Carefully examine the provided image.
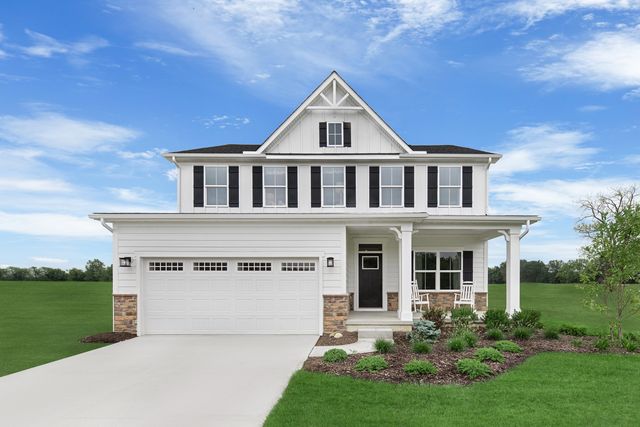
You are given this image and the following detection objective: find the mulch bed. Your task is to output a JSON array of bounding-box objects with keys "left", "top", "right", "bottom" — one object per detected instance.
[
  {"left": 316, "top": 332, "right": 359, "bottom": 346},
  {"left": 81, "top": 332, "right": 137, "bottom": 344},
  {"left": 305, "top": 331, "right": 636, "bottom": 385}
]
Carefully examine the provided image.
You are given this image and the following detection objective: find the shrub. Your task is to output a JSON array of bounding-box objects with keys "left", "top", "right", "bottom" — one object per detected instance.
[
  {"left": 482, "top": 309, "right": 511, "bottom": 331},
  {"left": 543, "top": 327, "right": 559, "bottom": 340},
  {"left": 374, "top": 339, "right": 395, "bottom": 354},
  {"left": 323, "top": 348, "right": 348, "bottom": 363},
  {"left": 409, "top": 319, "right": 441, "bottom": 343},
  {"left": 355, "top": 355, "right": 388, "bottom": 372},
  {"left": 485, "top": 328, "right": 505, "bottom": 341},
  {"left": 571, "top": 338, "right": 583, "bottom": 348},
  {"left": 475, "top": 347, "right": 505, "bottom": 363},
  {"left": 493, "top": 340, "right": 523, "bottom": 353},
  {"left": 623, "top": 332, "right": 639, "bottom": 343},
  {"left": 622, "top": 338, "right": 638, "bottom": 352},
  {"left": 456, "top": 358, "right": 492, "bottom": 379},
  {"left": 559, "top": 324, "right": 587, "bottom": 337},
  {"left": 510, "top": 309, "right": 542, "bottom": 329},
  {"left": 513, "top": 327, "right": 533, "bottom": 340},
  {"left": 447, "top": 337, "right": 466, "bottom": 352},
  {"left": 594, "top": 336, "right": 610, "bottom": 352},
  {"left": 457, "top": 330, "right": 478, "bottom": 347},
  {"left": 403, "top": 359, "right": 438, "bottom": 375},
  {"left": 412, "top": 340, "right": 432, "bottom": 354},
  {"left": 451, "top": 307, "right": 478, "bottom": 333},
  {"left": 422, "top": 307, "right": 446, "bottom": 330}
]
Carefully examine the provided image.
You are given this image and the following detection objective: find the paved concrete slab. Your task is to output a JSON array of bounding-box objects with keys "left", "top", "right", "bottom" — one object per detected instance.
[{"left": 0, "top": 335, "right": 316, "bottom": 427}]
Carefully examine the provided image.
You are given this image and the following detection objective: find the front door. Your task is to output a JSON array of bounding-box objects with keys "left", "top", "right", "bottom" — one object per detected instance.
[{"left": 358, "top": 253, "right": 383, "bottom": 308}]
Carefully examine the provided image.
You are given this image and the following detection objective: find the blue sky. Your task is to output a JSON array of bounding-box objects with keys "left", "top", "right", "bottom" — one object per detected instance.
[{"left": 0, "top": 0, "right": 638, "bottom": 268}]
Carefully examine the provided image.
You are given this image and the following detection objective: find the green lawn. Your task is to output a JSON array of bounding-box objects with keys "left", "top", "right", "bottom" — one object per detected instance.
[
  {"left": 489, "top": 283, "right": 640, "bottom": 335},
  {"left": 266, "top": 353, "right": 640, "bottom": 426},
  {"left": 0, "top": 281, "right": 112, "bottom": 377}
]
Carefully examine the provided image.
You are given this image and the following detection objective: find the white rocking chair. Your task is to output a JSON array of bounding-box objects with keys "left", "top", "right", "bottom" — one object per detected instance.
[
  {"left": 411, "top": 280, "right": 430, "bottom": 312},
  {"left": 454, "top": 281, "right": 475, "bottom": 310}
]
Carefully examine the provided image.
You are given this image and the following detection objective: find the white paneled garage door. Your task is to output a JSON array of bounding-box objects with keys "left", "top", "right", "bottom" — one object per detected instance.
[{"left": 142, "top": 258, "right": 320, "bottom": 334}]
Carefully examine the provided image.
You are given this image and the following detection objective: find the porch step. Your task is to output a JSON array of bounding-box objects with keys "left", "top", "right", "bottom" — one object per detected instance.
[
  {"left": 345, "top": 311, "right": 413, "bottom": 332},
  {"left": 357, "top": 328, "right": 394, "bottom": 341}
]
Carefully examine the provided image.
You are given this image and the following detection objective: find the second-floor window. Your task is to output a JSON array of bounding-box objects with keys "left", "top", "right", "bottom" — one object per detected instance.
[
  {"left": 439, "top": 166, "right": 461, "bottom": 207},
  {"left": 264, "top": 166, "right": 287, "bottom": 207},
  {"left": 380, "top": 166, "right": 403, "bottom": 207},
  {"left": 327, "top": 122, "right": 343, "bottom": 147},
  {"left": 322, "top": 166, "right": 345, "bottom": 207},
  {"left": 205, "top": 166, "right": 228, "bottom": 206}
]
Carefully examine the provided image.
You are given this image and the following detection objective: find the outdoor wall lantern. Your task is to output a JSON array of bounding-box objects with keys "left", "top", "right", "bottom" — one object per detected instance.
[
  {"left": 326, "top": 257, "right": 335, "bottom": 268},
  {"left": 119, "top": 257, "right": 132, "bottom": 268}
]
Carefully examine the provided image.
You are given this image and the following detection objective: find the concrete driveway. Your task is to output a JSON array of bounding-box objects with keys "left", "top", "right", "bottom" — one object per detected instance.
[{"left": 0, "top": 335, "right": 316, "bottom": 427}]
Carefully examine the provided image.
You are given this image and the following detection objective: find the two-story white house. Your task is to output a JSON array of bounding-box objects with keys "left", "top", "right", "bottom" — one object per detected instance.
[{"left": 91, "top": 72, "right": 539, "bottom": 336}]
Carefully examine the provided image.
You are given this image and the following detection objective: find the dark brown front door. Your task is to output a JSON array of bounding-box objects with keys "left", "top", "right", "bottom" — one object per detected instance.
[{"left": 358, "top": 253, "right": 383, "bottom": 308}]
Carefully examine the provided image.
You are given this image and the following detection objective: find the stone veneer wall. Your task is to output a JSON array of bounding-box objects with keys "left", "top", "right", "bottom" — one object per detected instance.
[
  {"left": 323, "top": 294, "right": 350, "bottom": 334},
  {"left": 113, "top": 294, "right": 137, "bottom": 334},
  {"left": 387, "top": 292, "right": 398, "bottom": 311},
  {"left": 427, "top": 292, "right": 488, "bottom": 311}
]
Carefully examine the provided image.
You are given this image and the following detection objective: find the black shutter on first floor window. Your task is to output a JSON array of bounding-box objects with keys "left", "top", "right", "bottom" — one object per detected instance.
[
  {"left": 228, "top": 166, "right": 239, "bottom": 207},
  {"left": 343, "top": 122, "right": 351, "bottom": 147},
  {"left": 345, "top": 166, "right": 356, "bottom": 207},
  {"left": 463, "top": 251, "right": 473, "bottom": 282},
  {"left": 427, "top": 166, "right": 438, "bottom": 207},
  {"left": 252, "top": 166, "right": 263, "bottom": 207},
  {"left": 319, "top": 122, "right": 327, "bottom": 147},
  {"left": 193, "top": 165, "right": 204, "bottom": 207},
  {"left": 462, "top": 166, "right": 473, "bottom": 208},
  {"left": 369, "top": 166, "right": 379, "bottom": 208},
  {"left": 404, "top": 166, "right": 414, "bottom": 207},
  {"left": 287, "top": 166, "right": 298, "bottom": 208},
  {"left": 311, "top": 166, "right": 321, "bottom": 207}
]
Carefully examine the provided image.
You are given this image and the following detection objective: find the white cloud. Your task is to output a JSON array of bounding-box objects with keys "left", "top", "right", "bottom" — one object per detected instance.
[
  {"left": 578, "top": 104, "right": 607, "bottom": 112},
  {"left": 165, "top": 168, "right": 179, "bottom": 181},
  {"left": 0, "top": 178, "right": 73, "bottom": 192},
  {"left": 0, "top": 112, "right": 139, "bottom": 153},
  {"left": 0, "top": 211, "right": 110, "bottom": 238},
  {"left": 19, "top": 29, "right": 108, "bottom": 58},
  {"left": 521, "top": 28, "right": 640, "bottom": 91},
  {"left": 501, "top": 0, "right": 640, "bottom": 26},
  {"left": 108, "top": 187, "right": 156, "bottom": 203},
  {"left": 197, "top": 114, "right": 250, "bottom": 129},
  {"left": 117, "top": 148, "right": 166, "bottom": 160},
  {"left": 31, "top": 256, "right": 68, "bottom": 264},
  {"left": 134, "top": 41, "right": 198, "bottom": 57},
  {"left": 491, "top": 124, "right": 598, "bottom": 176},
  {"left": 623, "top": 87, "right": 640, "bottom": 99}
]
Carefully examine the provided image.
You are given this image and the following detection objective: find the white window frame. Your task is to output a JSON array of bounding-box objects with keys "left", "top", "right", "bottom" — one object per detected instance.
[
  {"left": 361, "top": 255, "right": 380, "bottom": 270},
  {"left": 263, "top": 166, "right": 287, "bottom": 208},
  {"left": 413, "top": 250, "right": 463, "bottom": 291},
  {"left": 327, "top": 122, "right": 343, "bottom": 147},
  {"left": 379, "top": 165, "right": 404, "bottom": 207},
  {"left": 204, "top": 165, "right": 229, "bottom": 207},
  {"left": 321, "top": 165, "right": 346, "bottom": 208},
  {"left": 437, "top": 166, "right": 462, "bottom": 208}
]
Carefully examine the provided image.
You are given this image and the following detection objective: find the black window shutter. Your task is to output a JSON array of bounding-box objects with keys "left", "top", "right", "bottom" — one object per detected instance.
[
  {"left": 311, "top": 166, "right": 321, "bottom": 207},
  {"left": 369, "top": 166, "right": 379, "bottom": 207},
  {"left": 252, "top": 166, "right": 263, "bottom": 207},
  {"left": 228, "top": 166, "right": 239, "bottom": 207},
  {"left": 287, "top": 166, "right": 298, "bottom": 208},
  {"left": 346, "top": 166, "right": 356, "bottom": 207},
  {"left": 427, "top": 166, "right": 438, "bottom": 208},
  {"left": 462, "top": 166, "right": 473, "bottom": 208},
  {"left": 193, "top": 165, "right": 204, "bottom": 207},
  {"left": 404, "top": 166, "right": 414, "bottom": 208},
  {"left": 319, "top": 122, "right": 327, "bottom": 147},
  {"left": 463, "top": 251, "right": 473, "bottom": 282},
  {"left": 343, "top": 122, "right": 351, "bottom": 147}
]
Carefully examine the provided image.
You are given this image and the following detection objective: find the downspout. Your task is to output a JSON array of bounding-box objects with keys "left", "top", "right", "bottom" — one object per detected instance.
[
  {"left": 100, "top": 218, "right": 113, "bottom": 233},
  {"left": 519, "top": 220, "right": 531, "bottom": 240},
  {"left": 168, "top": 155, "right": 180, "bottom": 212},
  {"left": 486, "top": 157, "right": 492, "bottom": 215}
]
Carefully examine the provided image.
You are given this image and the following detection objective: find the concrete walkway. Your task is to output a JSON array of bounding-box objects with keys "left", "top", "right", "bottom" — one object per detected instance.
[{"left": 0, "top": 335, "right": 317, "bottom": 427}]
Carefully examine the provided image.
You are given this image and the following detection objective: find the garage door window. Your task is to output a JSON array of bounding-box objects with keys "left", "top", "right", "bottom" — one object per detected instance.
[
  {"left": 282, "top": 262, "right": 316, "bottom": 272},
  {"left": 237, "top": 262, "right": 272, "bottom": 272},
  {"left": 149, "top": 261, "right": 183, "bottom": 271},
  {"left": 193, "top": 261, "right": 228, "bottom": 271}
]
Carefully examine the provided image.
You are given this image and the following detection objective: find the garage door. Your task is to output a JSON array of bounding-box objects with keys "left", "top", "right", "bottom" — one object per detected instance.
[{"left": 142, "top": 258, "right": 320, "bottom": 334}]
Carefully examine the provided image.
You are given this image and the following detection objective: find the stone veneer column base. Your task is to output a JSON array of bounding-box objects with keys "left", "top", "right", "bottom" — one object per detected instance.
[
  {"left": 323, "top": 294, "right": 350, "bottom": 334},
  {"left": 114, "top": 294, "right": 137, "bottom": 334},
  {"left": 427, "top": 292, "right": 488, "bottom": 311},
  {"left": 387, "top": 292, "right": 398, "bottom": 311}
]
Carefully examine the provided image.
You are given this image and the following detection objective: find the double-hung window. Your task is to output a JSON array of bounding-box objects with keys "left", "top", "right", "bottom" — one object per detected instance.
[
  {"left": 438, "top": 166, "right": 462, "bottom": 207},
  {"left": 263, "top": 166, "right": 287, "bottom": 207},
  {"left": 205, "top": 166, "right": 228, "bottom": 206},
  {"left": 327, "top": 122, "right": 343, "bottom": 147},
  {"left": 414, "top": 251, "right": 462, "bottom": 290},
  {"left": 322, "top": 166, "right": 345, "bottom": 207},
  {"left": 380, "top": 166, "right": 403, "bottom": 207}
]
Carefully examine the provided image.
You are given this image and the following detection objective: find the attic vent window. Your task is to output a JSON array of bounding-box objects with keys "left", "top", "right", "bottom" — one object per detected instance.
[{"left": 327, "top": 122, "right": 343, "bottom": 147}]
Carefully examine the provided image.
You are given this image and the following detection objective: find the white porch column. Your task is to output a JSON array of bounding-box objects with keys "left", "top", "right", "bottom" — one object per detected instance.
[
  {"left": 399, "top": 223, "right": 413, "bottom": 321},
  {"left": 505, "top": 229, "right": 521, "bottom": 314}
]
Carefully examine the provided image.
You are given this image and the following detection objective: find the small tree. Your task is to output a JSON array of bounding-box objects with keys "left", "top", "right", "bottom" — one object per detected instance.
[
  {"left": 84, "top": 259, "right": 107, "bottom": 282},
  {"left": 576, "top": 186, "right": 640, "bottom": 340}
]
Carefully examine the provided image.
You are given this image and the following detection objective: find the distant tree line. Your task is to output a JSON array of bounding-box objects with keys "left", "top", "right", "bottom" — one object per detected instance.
[
  {"left": 0, "top": 259, "right": 112, "bottom": 282},
  {"left": 488, "top": 259, "right": 588, "bottom": 284}
]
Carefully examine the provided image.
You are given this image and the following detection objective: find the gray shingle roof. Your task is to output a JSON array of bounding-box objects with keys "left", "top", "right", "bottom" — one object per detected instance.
[{"left": 173, "top": 144, "right": 494, "bottom": 155}]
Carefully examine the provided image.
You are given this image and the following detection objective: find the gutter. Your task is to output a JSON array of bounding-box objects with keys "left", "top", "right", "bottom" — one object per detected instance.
[{"left": 99, "top": 218, "right": 113, "bottom": 233}]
